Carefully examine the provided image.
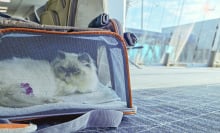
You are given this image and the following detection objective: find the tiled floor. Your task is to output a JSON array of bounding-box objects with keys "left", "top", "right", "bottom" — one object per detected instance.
[
  {"left": 79, "top": 67, "right": 220, "bottom": 133},
  {"left": 79, "top": 85, "right": 220, "bottom": 133}
]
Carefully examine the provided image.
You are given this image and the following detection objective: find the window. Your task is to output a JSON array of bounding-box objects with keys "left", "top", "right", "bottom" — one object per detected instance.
[{"left": 126, "top": 0, "right": 220, "bottom": 66}]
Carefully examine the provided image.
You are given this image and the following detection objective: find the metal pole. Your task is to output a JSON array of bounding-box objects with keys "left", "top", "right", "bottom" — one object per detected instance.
[{"left": 141, "top": 0, "right": 143, "bottom": 29}]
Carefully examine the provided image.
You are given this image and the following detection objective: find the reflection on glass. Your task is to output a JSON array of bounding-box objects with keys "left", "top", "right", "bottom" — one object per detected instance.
[{"left": 126, "top": 0, "right": 220, "bottom": 66}]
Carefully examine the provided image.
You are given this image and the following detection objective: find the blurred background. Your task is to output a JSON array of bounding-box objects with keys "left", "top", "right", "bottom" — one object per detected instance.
[
  {"left": 126, "top": 0, "right": 220, "bottom": 67},
  {"left": 1, "top": 0, "right": 219, "bottom": 68}
]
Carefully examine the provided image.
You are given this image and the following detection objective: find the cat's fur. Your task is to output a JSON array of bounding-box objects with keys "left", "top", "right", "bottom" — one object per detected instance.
[
  {"left": 52, "top": 52, "right": 99, "bottom": 95},
  {"left": 0, "top": 52, "right": 99, "bottom": 108}
]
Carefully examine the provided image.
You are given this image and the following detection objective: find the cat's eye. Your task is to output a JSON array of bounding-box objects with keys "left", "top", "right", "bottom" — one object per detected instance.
[{"left": 85, "top": 63, "right": 90, "bottom": 68}]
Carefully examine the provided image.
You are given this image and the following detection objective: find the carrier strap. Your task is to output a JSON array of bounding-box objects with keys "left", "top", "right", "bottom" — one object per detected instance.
[
  {"left": 36, "top": 110, "right": 123, "bottom": 133},
  {"left": 88, "top": 13, "right": 138, "bottom": 47},
  {"left": 88, "top": 13, "right": 109, "bottom": 28},
  {"left": 124, "top": 32, "right": 138, "bottom": 46}
]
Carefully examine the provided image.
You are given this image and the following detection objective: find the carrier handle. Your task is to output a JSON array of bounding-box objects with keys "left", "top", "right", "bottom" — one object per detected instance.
[
  {"left": 36, "top": 110, "right": 123, "bottom": 133},
  {"left": 88, "top": 14, "right": 138, "bottom": 46}
]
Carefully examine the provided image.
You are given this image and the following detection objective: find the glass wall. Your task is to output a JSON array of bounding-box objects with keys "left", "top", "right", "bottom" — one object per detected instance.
[{"left": 126, "top": 0, "right": 220, "bottom": 66}]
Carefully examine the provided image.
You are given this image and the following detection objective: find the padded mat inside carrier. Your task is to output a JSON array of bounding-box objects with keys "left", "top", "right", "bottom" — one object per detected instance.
[{"left": 0, "top": 82, "right": 124, "bottom": 116}]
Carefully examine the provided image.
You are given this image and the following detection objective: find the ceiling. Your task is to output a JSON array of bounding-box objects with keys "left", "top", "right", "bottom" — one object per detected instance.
[{"left": 0, "top": 0, "right": 47, "bottom": 18}]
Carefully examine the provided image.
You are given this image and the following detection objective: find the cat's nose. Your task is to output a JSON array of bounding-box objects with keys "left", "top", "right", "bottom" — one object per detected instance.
[{"left": 65, "top": 67, "right": 80, "bottom": 76}]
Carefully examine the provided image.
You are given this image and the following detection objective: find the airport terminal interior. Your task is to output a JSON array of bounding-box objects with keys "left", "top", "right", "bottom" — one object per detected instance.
[{"left": 0, "top": 0, "right": 220, "bottom": 132}]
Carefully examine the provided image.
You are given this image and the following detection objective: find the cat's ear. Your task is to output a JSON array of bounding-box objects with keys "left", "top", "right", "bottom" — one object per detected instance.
[
  {"left": 78, "top": 53, "right": 91, "bottom": 64},
  {"left": 57, "top": 51, "right": 66, "bottom": 59}
]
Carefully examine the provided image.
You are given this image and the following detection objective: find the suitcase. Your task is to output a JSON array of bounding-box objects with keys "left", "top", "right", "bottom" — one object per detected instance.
[{"left": 40, "top": 0, "right": 108, "bottom": 28}]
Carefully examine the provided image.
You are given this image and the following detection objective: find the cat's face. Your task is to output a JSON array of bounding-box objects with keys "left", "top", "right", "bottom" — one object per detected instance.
[{"left": 51, "top": 51, "right": 96, "bottom": 82}]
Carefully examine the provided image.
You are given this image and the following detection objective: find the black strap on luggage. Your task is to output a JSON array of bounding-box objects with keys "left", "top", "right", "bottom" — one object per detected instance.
[{"left": 88, "top": 13, "right": 138, "bottom": 46}]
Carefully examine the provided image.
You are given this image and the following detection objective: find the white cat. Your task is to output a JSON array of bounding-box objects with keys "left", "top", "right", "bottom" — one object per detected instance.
[
  {"left": 52, "top": 51, "right": 99, "bottom": 95},
  {"left": 0, "top": 52, "right": 99, "bottom": 108}
]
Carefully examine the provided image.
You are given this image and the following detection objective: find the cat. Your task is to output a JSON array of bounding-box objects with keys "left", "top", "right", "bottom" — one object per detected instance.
[
  {"left": 0, "top": 51, "right": 99, "bottom": 108},
  {"left": 0, "top": 58, "right": 58, "bottom": 107},
  {"left": 52, "top": 51, "right": 99, "bottom": 95}
]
